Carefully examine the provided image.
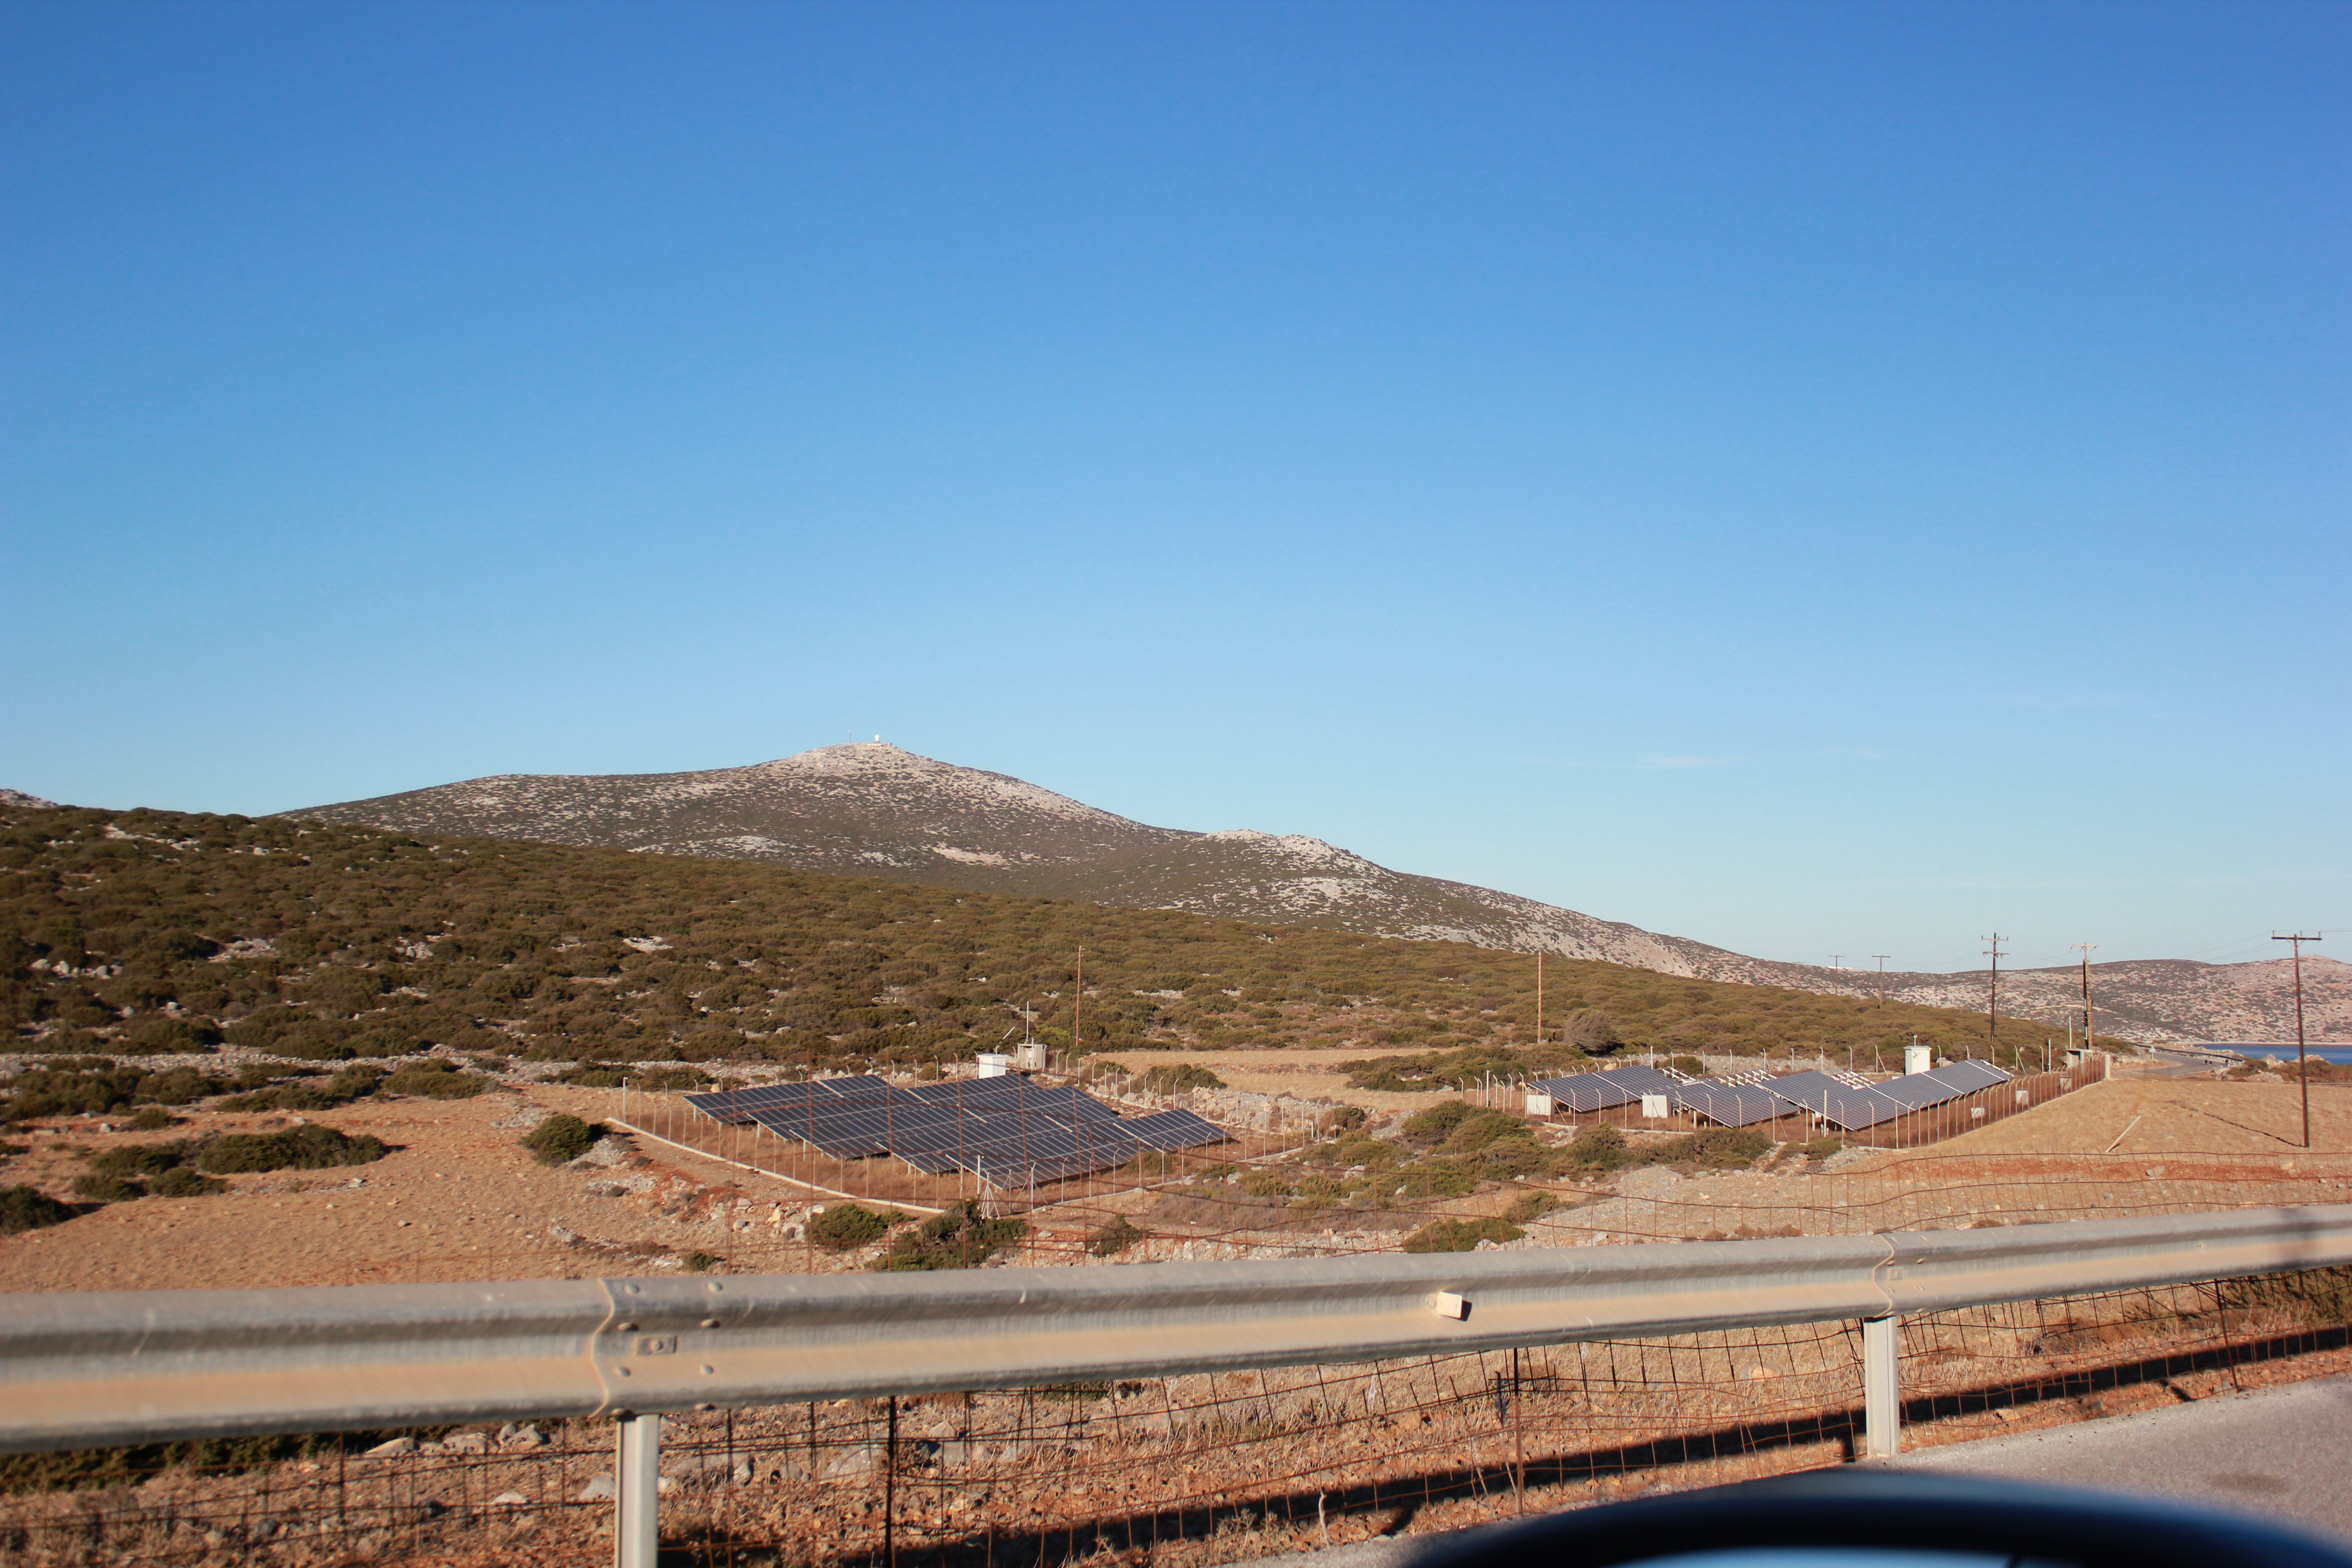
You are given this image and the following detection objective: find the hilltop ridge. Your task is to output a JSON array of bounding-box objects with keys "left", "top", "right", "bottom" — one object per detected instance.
[{"left": 288, "top": 744, "right": 2348, "bottom": 1044}]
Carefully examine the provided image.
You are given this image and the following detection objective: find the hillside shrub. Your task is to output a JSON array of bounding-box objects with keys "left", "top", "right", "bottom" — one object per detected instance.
[
  {"left": 193, "top": 1126, "right": 387, "bottom": 1175},
  {"left": 1558, "top": 1125, "right": 1636, "bottom": 1176},
  {"left": 1668, "top": 1055, "right": 1705, "bottom": 1077},
  {"left": 1085, "top": 1215, "right": 1145, "bottom": 1257},
  {"left": 380, "top": 1060, "right": 490, "bottom": 1100},
  {"left": 875, "top": 1200, "right": 1027, "bottom": 1271},
  {"left": 120, "top": 1018, "right": 223, "bottom": 1055},
  {"left": 1132, "top": 1063, "right": 1225, "bottom": 1094},
  {"left": 1402, "top": 1215, "right": 1523, "bottom": 1253},
  {"left": 151, "top": 1166, "right": 226, "bottom": 1198},
  {"left": 0, "top": 1186, "right": 75, "bottom": 1233},
  {"left": 522, "top": 1114, "right": 605, "bottom": 1166},
  {"left": 1401, "top": 1102, "right": 1473, "bottom": 1142},
  {"left": 809, "top": 1202, "right": 897, "bottom": 1253}
]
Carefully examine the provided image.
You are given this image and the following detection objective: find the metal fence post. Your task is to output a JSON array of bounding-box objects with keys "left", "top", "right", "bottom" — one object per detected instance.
[
  {"left": 615, "top": 1411, "right": 660, "bottom": 1568},
  {"left": 1862, "top": 1315, "right": 1900, "bottom": 1459}
]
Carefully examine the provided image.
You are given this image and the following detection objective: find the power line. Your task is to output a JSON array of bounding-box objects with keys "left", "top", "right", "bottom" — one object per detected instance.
[
  {"left": 2274, "top": 932, "right": 2323, "bottom": 1150},
  {"left": 1981, "top": 933, "right": 2008, "bottom": 1045},
  {"left": 2071, "top": 943, "right": 2097, "bottom": 1056}
]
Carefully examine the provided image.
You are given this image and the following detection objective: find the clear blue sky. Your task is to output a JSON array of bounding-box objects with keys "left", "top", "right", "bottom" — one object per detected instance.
[{"left": 4, "top": 0, "right": 2344, "bottom": 975}]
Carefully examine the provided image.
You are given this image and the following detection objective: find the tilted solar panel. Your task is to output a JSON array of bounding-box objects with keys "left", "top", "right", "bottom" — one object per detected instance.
[
  {"left": 1808, "top": 1088, "right": 1906, "bottom": 1132},
  {"left": 684, "top": 1081, "right": 838, "bottom": 1122},
  {"left": 1872, "top": 1073, "right": 1962, "bottom": 1111},
  {"left": 1120, "top": 1109, "right": 1228, "bottom": 1152},
  {"left": 1759, "top": 1072, "right": 1907, "bottom": 1131},
  {"left": 1671, "top": 1081, "right": 1791, "bottom": 1127},
  {"left": 1927, "top": 1058, "right": 2011, "bottom": 1092}
]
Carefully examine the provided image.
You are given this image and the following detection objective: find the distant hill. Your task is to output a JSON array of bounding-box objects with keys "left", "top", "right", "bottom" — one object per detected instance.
[{"left": 291, "top": 743, "right": 2347, "bottom": 1044}]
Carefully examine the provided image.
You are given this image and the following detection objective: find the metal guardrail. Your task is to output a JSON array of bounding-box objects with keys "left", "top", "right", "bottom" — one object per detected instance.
[{"left": 4, "top": 1204, "right": 2349, "bottom": 1566}]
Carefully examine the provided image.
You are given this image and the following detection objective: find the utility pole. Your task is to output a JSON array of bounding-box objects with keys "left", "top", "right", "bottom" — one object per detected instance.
[
  {"left": 1982, "top": 934, "right": 2007, "bottom": 1045},
  {"left": 1535, "top": 952, "right": 1544, "bottom": 1050},
  {"left": 1872, "top": 955, "right": 1890, "bottom": 1007},
  {"left": 1830, "top": 954, "right": 1843, "bottom": 971},
  {"left": 2071, "top": 943, "right": 2097, "bottom": 1058},
  {"left": 2274, "top": 933, "right": 2322, "bottom": 1150}
]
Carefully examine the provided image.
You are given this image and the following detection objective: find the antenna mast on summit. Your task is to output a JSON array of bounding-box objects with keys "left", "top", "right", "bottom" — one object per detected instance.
[{"left": 1871, "top": 956, "right": 1890, "bottom": 1008}]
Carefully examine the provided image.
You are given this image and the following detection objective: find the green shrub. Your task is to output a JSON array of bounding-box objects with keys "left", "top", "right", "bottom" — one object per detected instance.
[
  {"left": 874, "top": 1200, "right": 1027, "bottom": 1271},
  {"left": 1402, "top": 1215, "right": 1524, "bottom": 1253},
  {"left": 84, "top": 1143, "right": 188, "bottom": 1181},
  {"left": 193, "top": 1125, "right": 387, "bottom": 1174},
  {"left": 1504, "top": 1191, "right": 1559, "bottom": 1224},
  {"left": 1690, "top": 1127, "right": 1771, "bottom": 1169},
  {"left": 71, "top": 1172, "right": 143, "bottom": 1202},
  {"left": 1133, "top": 1063, "right": 1225, "bottom": 1094},
  {"left": 1401, "top": 1101, "right": 1473, "bottom": 1142},
  {"left": 128, "top": 1106, "right": 177, "bottom": 1131},
  {"left": 809, "top": 1202, "right": 897, "bottom": 1253},
  {"left": 1558, "top": 1125, "right": 1635, "bottom": 1175},
  {"left": 120, "top": 1018, "right": 222, "bottom": 1055},
  {"left": 1388, "top": 1158, "right": 1478, "bottom": 1199},
  {"left": 681, "top": 1251, "right": 720, "bottom": 1274},
  {"left": 380, "top": 1060, "right": 490, "bottom": 1099},
  {"left": 151, "top": 1166, "right": 225, "bottom": 1198},
  {"left": 1085, "top": 1215, "right": 1145, "bottom": 1257},
  {"left": 0, "top": 1186, "right": 76, "bottom": 1233},
  {"left": 1668, "top": 1055, "right": 1706, "bottom": 1078},
  {"left": 522, "top": 1114, "right": 604, "bottom": 1166},
  {"left": 66, "top": 1144, "right": 225, "bottom": 1200},
  {"left": 1793, "top": 1136, "right": 1842, "bottom": 1161}
]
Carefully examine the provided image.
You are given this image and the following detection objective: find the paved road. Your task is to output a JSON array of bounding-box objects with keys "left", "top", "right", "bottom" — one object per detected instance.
[
  {"left": 1885, "top": 1374, "right": 2352, "bottom": 1541},
  {"left": 1225, "top": 1376, "right": 2352, "bottom": 1567}
]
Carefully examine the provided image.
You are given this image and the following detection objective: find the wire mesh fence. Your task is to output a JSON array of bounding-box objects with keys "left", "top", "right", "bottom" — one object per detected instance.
[{"left": 5, "top": 1263, "right": 2347, "bottom": 1568}]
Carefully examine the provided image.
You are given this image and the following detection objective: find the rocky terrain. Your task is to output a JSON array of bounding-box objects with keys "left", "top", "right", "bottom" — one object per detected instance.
[{"left": 272, "top": 742, "right": 2346, "bottom": 1046}]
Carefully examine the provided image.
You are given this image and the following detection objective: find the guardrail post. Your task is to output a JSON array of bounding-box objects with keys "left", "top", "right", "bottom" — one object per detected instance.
[
  {"left": 1862, "top": 1314, "right": 1900, "bottom": 1459},
  {"left": 616, "top": 1411, "right": 660, "bottom": 1568}
]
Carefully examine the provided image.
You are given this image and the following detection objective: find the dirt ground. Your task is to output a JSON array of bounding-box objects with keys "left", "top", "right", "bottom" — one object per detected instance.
[
  {"left": 1934, "top": 1067, "right": 2352, "bottom": 1159},
  {"left": 4, "top": 1060, "right": 2346, "bottom": 1297},
  {"left": 0, "top": 1082, "right": 832, "bottom": 1294}
]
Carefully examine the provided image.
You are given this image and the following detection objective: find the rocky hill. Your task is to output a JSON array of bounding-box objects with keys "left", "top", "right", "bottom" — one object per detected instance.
[{"left": 289, "top": 744, "right": 2346, "bottom": 1044}]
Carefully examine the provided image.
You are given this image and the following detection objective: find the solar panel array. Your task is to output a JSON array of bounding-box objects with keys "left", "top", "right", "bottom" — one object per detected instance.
[
  {"left": 1527, "top": 1063, "right": 1689, "bottom": 1112},
  {"left": 1668, "top": 1080, "right": 1790, "bottom": 1127},
  {"left": 1750, "top": 1070, "right": 1907, "bottom": 1132},
  {"left": 1529, "top": 1058, "right": 2014, "bottom": 1132},
  {"left": 681, "top": 1073, "right": 1227, "bottom": 1190}
]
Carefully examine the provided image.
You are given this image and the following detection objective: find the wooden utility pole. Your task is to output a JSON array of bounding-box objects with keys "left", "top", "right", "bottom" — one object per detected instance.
[
  {"left": 2274, "top": 933, "right": 2322, "bottom": 1149},
  {"left": 1871, "top": 955, "right": 1890, "bottom": 1007},
  {"left": 2071, "top": 943, "right": 2097, "bottom": 1057},
  {"left": 1074, "top": 947, "right": 1083, "bottom": 1062},
  {"left": 1535, "top": 952, "right": 1544, "bottom": 1049},
  {"left": 1982, "top": 934, "right": 2007, "bottom": 1044}
]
